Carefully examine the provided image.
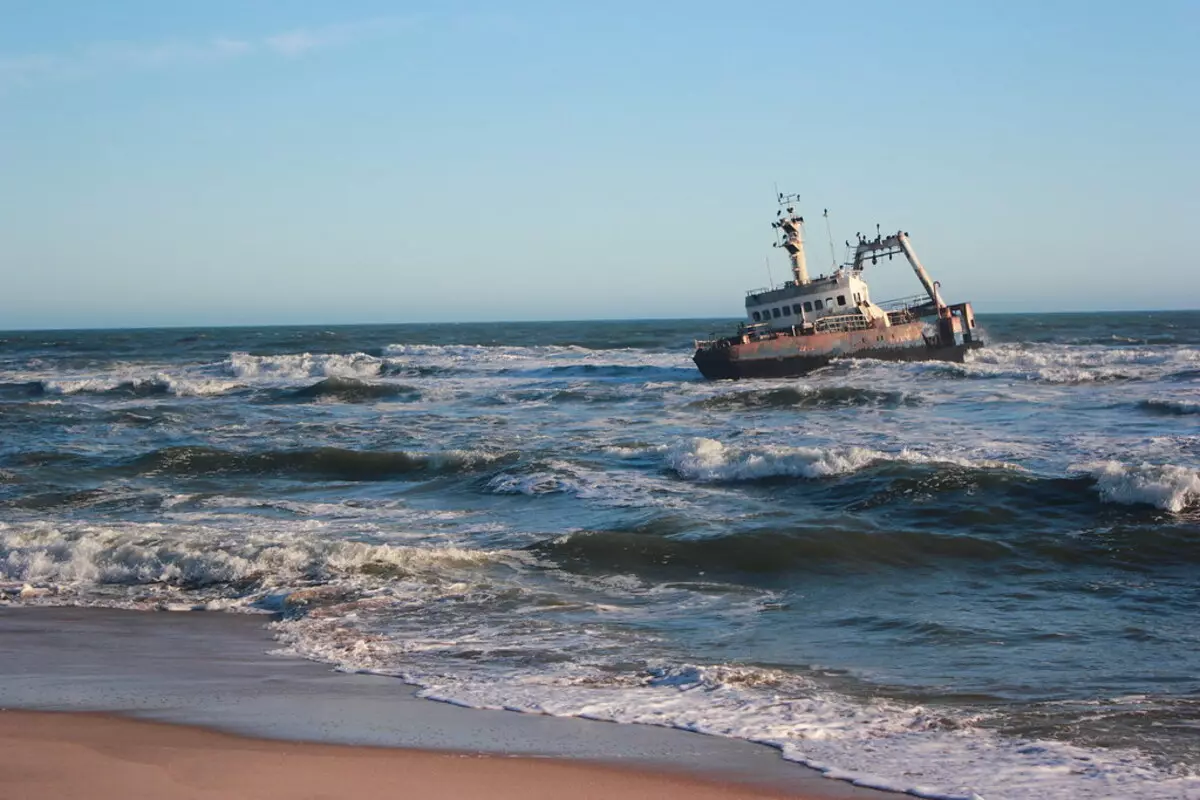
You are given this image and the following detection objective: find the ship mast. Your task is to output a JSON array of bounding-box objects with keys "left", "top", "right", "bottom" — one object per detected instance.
[
  {"left": 772, "top": 192, "right": 809, "bottom": 285},
  {"left": 896, "top": 232, "right": 945, "bottom": 309},
  {"left": 852, "top": 229, "right": 946, "bottom": 310}
]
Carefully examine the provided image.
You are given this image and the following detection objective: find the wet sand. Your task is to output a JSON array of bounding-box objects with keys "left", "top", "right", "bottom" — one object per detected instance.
[
  {"left": 1, "top": 710, "right": 824, "bottom": 800},
  {"left": 0, "top": 607, "right": 894, "bottom": 799}
]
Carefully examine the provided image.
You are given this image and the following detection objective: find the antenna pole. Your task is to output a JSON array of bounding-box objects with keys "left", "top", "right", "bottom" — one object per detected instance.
[
  {"left": 823, "top": 209, "right": 837, "bottom": 270},
  {"left": 765, "top": 256, "right": 775, "bottom": 288}
]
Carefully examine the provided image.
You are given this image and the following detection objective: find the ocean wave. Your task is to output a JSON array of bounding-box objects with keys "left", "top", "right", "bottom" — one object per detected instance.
[
  {"left": 532, "top": 525, "right": 1015, "bottom": 575},
  {"left": 130, "top": 445, "right": 514, "bottom": 482},
  {"left": 666, "top": 438, "right": 1199, "bottom": 515},
  {"left": 668, "top": 438, "right": 882, "bottom": 481},
  {"left": 666, "top": 438, "right": 1010, "bottom": 483},
  {"left": 955, "top": 343, "right": 1200, "bottom": 384},
  {"left": 692, "top": 385, "right": 918, "bottom": 411},
  {"left": 2, "top": 487, "right": 163, "bottom": 513},
  {"left": 401, "top": 662, "right": 1196, "bottom": 800},
  {"left": 0, "top": 520, "right": 513, "bottom": 605},
  {"left": 6, "top": 516, "right": 1196, "bottom": 799},
  {"left": 282, "top": 377, "right": 421, "bottom": 403},
  {"left": 226, "top": 351, "right": 383, "bottom": 381},
  {"left": 534, "top": 514, "right": 1200, "bottom": 574},
  {"left": 510, "top": 364, "right": 696, "bottom": 381},
  {"left": 0, "top": 380, "right": 45, "bottom": 398},
  {"left": 1165, "top": 368, "right": 1200, "bottom": 382},
  {"left": 1136, "top": 398, "right": 1200, "bottom": 416},
  {"left": 480, "top": 385, "right": 636, "bottom": 406},
  {"left": 1075, "top": 461, "right": 1200, "bottom": 513},
  {"left": 488, "top": 470, "right": 584, "bottom": 497},
  {"left": 38, "top": 373, "right": 243, "bottom": 397},
  {"left": 6, "top": 519, "right": 1197, "bottom": 800},
  {"left": 383, "top": 342, "right": 597, "bottom": 360},
  {"left": 487, "top": 460, "right": 691, "bottom": 508},
  {"left": 381, "top": 342, "right": 689, "bottom": 377}
]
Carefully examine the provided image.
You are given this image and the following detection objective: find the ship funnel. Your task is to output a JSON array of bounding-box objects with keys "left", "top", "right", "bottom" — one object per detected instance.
[{"left": 779, "top": 215, "right": 809, "bottom": 285}]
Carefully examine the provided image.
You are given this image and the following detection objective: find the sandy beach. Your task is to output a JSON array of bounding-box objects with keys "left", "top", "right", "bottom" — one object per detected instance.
[
  {"left": 0, "top": 711, "right": 817, "bottom": 800},
  {"left": 0, "top": 607, "right": 892, "bottom": 800}
]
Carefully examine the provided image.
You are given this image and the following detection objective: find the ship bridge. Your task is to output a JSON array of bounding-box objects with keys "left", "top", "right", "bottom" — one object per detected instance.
[{"left": 744, "top": 270, "right": 876, "bottom": 328}]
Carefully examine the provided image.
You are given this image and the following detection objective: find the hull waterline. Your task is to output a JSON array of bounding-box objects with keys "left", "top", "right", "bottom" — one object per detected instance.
[{"left": 693, "top": 339, "right": 976, "bottom": 380}]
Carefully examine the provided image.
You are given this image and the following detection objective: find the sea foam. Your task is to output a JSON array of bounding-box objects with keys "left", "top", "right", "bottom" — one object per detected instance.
[
  {"left": 391, "top": 661, "right": 1198, "bottom": 800},
  {"left": 226, "top": 351, "right": 384, "bottom": 381},
  {"left": 666, "top": 438, "right": 1012, "bottom": 483},
  {"left": 1077, "top": 460, "right": 1200, "bottom": 513},
  {"left": 0, "top": 520, "right": 514, "bottom": 605}
]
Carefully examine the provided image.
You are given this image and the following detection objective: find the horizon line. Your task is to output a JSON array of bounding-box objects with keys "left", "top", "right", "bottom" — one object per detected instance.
[{"left": 2, "top": 308, "right": 1197, "bottom": 335}]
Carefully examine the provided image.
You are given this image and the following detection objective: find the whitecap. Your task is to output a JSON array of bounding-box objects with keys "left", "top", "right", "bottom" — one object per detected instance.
[{"left": 1074, "top": 460, "right": 1200, "bottom": 513}]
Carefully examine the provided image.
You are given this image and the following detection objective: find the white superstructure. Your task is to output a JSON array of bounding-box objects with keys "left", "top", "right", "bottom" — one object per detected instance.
[
  {"left": 748, "top": 197, "right": 949, "bottom": 333},
  {"left": 744, "top": 268, "right": 881, "bottom": 329}
]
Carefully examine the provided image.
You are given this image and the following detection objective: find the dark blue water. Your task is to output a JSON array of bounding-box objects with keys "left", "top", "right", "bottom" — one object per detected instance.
[{"left": 1, "top": 313, "right": 1198, "bottom": 799}]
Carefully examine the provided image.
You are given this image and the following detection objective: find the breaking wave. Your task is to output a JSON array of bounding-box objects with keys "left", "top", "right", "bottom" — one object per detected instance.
[
  {"left": 955, "top": 343, "right": 1200, "bottom": 384},
  {"left": 381, "top": 342, "right": 690, "bottom": 378},
  {"left": 665, "top": 438, "right": 1012, "bottom": 483},
  {"left": 668, "top": 437, "right": 883, "bottom": 481},
  {"left": 0, "top": 520, "right": 513, "bottom": 605},
  {"left": 405, "top": 664, "right": 1200, "bottom": 800},
  {"left": 666, "top": 440, "right": 1199, "bottom": 514},
  {"left": 1075, "top": 460, "right": 1200, "bottom": 514},
  {"left": 226, "top": 351, "right": 384, "bottom": 381},
  {"left": 34, "top": 374, "right": 243, "bottom": 397}
]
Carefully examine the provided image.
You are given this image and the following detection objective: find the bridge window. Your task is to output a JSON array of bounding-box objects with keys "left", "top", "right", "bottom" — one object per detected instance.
[
  {"left": 792, "top": 304, "right": 802, "bottom": 314},
  {"left": 772, "top": 307, "right": 782, "bottom": 318},
  {"left": 803, "top": 301, "right": 813, "bottom": 312},
  {"left": 752, "top": 311, "right": 761, "bottom": 321},
  {"left": 826, "top": 298, "right": 834, "bottom": 308},
  {"left": 837, "top": 295, "right": 847, "bottom": 306},
  {"left": 782, "top": 305, "right": 792, "bottom": 316},
  {"left": 813, "top": 300, "right": 823, "bottom": 310}
]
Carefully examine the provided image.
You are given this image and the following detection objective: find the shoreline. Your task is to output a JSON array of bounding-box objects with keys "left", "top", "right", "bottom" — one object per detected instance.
[
  {"left": 0, "top": 710, "right": 820, "bottom": 800},
  {"left": 0, "top": 606, "right": 894, "bottom": 799}
]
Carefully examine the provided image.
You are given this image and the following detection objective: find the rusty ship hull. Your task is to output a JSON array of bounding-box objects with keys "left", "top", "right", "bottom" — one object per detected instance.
[
  {"left": 693, "top": 319, "right": 976, "bottom": 380},
  {"left": 691, "top": 194, "right": 982, "bottom": 380}
]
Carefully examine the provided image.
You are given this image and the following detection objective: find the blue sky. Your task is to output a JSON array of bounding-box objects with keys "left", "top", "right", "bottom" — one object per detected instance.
[{"left": 1, "top": 1, "right": 1196, "bottom": 329}]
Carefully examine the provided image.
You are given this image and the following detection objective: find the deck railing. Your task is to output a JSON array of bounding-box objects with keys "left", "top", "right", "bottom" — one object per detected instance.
[
  {"left": 813, "top": 313, "right": 873, "bottom": 334},
  {"left": 878, "top": 293, "right": 931, "bottom": 311}
]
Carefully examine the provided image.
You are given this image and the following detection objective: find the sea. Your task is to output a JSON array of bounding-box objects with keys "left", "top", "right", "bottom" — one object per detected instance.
[{"left": 1, "top": 312, "right": 1198, "bottom": 800}]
